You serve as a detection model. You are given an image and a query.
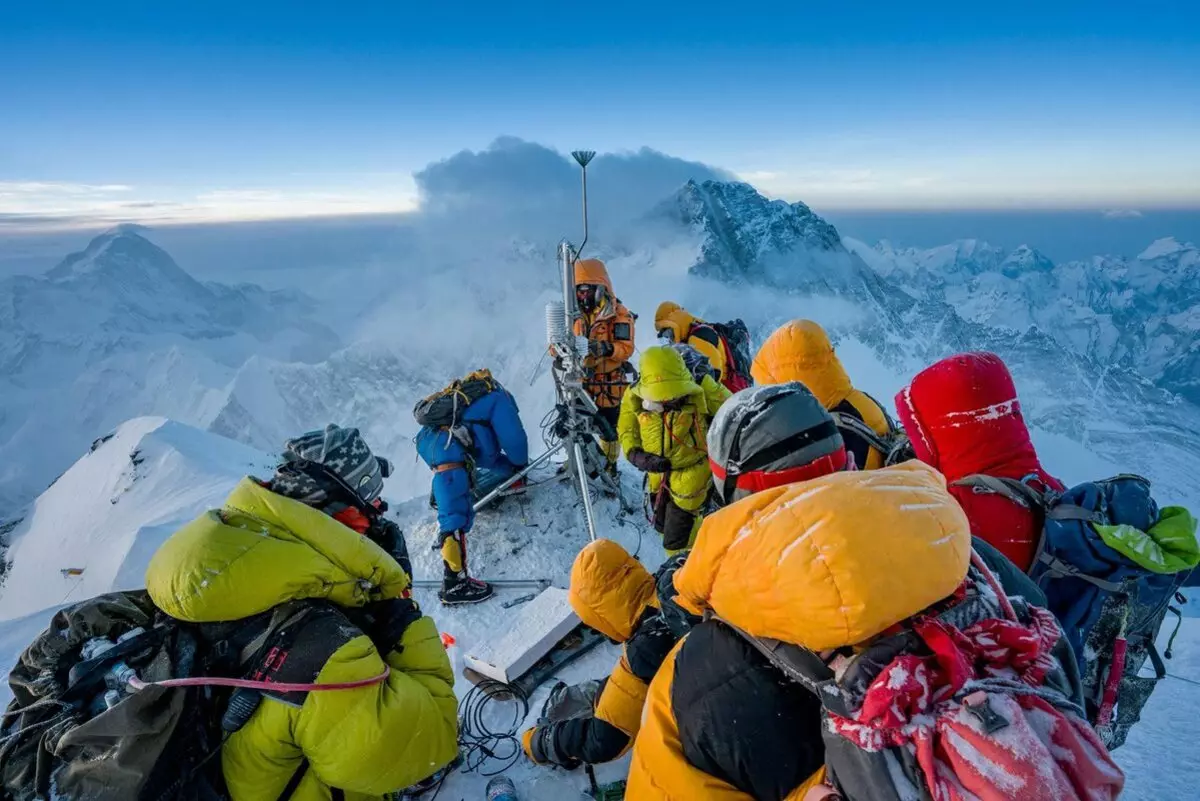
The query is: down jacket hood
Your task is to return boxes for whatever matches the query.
[634,345,704,404]
[674,462,972,650]
[896,351,1044,482]
[568,539,657,642]
[654,301,701,344]
[575,258,614,293]
[146,478,410,623]
[751,320,853,409]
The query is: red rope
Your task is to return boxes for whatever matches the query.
[970,549,1018,622]
[128,666,391,694]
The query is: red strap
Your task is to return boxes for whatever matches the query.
[709,448,847,493]
[131,666,391,694]
[1096,637,1128,727]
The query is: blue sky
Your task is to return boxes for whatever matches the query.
[2,1,1198,226]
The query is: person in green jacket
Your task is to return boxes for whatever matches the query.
[618,345,731,553]
[146,425,458,801]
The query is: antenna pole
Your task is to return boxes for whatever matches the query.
[571,150,596,259]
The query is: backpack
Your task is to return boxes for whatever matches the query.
[952,472,1200,749]
[721,555,1124,801]
[413,369,501,429]
[829,394,912,467]
[0,591,364,801]
[697,320,753,392]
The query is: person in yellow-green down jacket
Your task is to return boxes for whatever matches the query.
[145,425,458,801]
[619,345,731,552]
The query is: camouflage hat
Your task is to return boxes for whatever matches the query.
[273,424,390,507]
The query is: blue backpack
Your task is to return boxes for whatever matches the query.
[953,473,1199,750]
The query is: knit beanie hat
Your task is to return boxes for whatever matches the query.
[271,424,391,508]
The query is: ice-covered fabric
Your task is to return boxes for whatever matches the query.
[896,351,1064,570]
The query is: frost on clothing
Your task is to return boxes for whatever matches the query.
[896,351,1065,572]
[416,387,529,534]
[627,463,975,799]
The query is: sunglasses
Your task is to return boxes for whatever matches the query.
[658,328,676,342]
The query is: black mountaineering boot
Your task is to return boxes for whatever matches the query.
[439,562,494,606]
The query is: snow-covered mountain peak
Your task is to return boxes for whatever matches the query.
[1137,238,1199,275]
[1139,237,1188,261]
[45,227,200,292]
[669,179,845,257]
[0,232,342,512]
[655,179,898,298]
[1000,244,1056,278]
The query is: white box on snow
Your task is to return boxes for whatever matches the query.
[463,586,580,684]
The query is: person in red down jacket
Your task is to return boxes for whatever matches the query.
[895,351,1065,572]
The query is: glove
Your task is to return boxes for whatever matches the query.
[522,726,581,770]
[368,519,412,579]
[656,553,702,639]
[627,448,671,474]
[353,598,422,655]
[588,339,614,358]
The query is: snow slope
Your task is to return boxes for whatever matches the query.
[0,417,275,621]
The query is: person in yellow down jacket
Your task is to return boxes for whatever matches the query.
[752,319,895,469]
[521,539,679,768]
[626,463,974,800]
[145,425,458,801]
[619,346,731,553]
[655,301,728,387]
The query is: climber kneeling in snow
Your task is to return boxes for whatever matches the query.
[145,424,459,800]
[521,539,679,769]
[628,461,1120,801]
[618,345,730,553]
[753,319,899,469]
[415,370,529,604]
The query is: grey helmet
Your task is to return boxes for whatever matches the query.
[707,382,847,506]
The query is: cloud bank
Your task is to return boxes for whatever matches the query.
[414,136,732,238]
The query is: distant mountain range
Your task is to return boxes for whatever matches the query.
[2,184,1198,518]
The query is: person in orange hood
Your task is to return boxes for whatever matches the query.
[572,258,635,474]
[521,539,678,768]
[752,319,896,469]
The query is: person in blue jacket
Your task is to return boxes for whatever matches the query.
[416,385,529,604]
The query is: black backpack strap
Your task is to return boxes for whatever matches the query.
[1046,504,1109,524]
[830,411,892,455]
[707,613,833,693]
[952,474,1048,510]
[1036,553,1125,593]
[858,391,901,436]
[277,760,308,801]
